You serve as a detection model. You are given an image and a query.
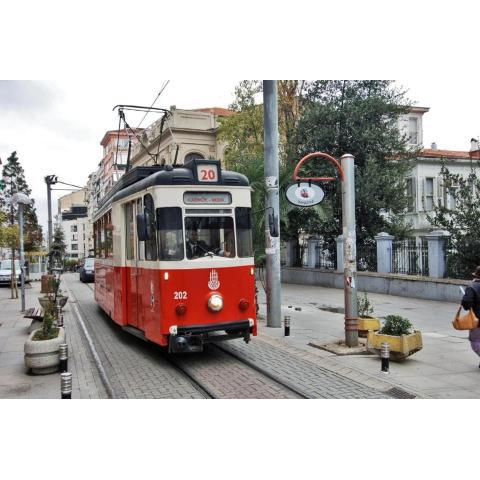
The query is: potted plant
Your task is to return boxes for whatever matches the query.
[357,292,381,337]
[366,315,422,361]
[24,297,66,374]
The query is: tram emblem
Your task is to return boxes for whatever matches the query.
[208,270,220,290]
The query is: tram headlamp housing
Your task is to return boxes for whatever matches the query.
[208,294,224,312]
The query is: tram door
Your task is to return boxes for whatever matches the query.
[125,200,140,328]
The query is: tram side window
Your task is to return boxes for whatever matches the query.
[105,211,113,258]
[100,217,106,258]
[136,199,144,261]
[125,202,135,260]
[143,194,157,261]
[156,207,184,261]
[235,207,253,257]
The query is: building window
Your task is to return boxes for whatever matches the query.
[424,178,434,211]
[184,152,205,163]
[71,225,77,232]
[406,178,415,212]
[71,244,78,251]
[408,117,418,145]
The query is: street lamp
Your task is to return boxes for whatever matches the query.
[11,192,33,313]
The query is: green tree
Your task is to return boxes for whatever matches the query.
[427,162,480,278]
[0,151,43,251]
[294,80,416,253]
[219,81,307,263]
[48,225,67,271]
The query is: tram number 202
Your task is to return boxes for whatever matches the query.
[174,291,188,300]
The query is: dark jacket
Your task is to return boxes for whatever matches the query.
[461,280,480,319]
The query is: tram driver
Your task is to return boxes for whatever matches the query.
[186,230,211,259]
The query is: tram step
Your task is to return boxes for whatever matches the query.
[122,326,147,341]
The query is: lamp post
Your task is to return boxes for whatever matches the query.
[11,192,33,312]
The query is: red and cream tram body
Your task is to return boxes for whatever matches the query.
[93,159,257,352]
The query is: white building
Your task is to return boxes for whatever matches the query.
[404,140,480,237]
[56,190,93,259]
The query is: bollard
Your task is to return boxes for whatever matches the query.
[59,344,68,373]
[60,372,72,399]
[57,312,64,327]
[284,315,291,336]
[380,342,390,373]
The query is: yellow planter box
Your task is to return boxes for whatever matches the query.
[366,330,422,361]
[357,317,381,338]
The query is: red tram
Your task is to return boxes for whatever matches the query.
[92,159,257,352]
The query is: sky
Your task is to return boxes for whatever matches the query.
[1,78,479,235]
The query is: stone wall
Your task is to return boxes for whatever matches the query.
[281,267,469,303]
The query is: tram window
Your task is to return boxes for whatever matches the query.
[235,207,253,258]
[156,207,184,261]
[125,202,135,260]
[136,199,144,261]
[143,194,157,261]
[184,216,235,259]
[105,211,113,258]
[100,217,106,258]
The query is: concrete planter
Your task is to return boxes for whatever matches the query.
[24,327,66,374]
[357,316,381,338]
[366,330,422,361]
[38,296,52,309]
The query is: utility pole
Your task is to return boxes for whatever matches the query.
[263,80,281,328]
[45,175,57,252]
[13,193,33,313]
[341,154,358,347]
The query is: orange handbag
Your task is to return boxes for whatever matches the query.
[452,307,479,330]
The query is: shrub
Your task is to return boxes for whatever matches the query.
[357,292,374,318]
[380,315,413,336]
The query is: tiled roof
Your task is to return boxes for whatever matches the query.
[420,149,475,160]
[193,107,235,116]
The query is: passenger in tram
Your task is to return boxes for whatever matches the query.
[218,230,235,257]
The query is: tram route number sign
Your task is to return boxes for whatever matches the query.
[197,164,219,182]
[285,182,325,207]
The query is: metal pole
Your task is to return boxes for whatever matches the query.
[381,342,390,373]
[263,80,281,328]
[45,176,53,252]
[341,154,358,347]
[60,372,72,399]
[19,203,26,312]
[284,315,290,336]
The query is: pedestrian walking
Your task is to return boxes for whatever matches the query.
[461,266,480,367]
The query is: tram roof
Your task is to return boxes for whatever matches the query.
[94,159,249,218]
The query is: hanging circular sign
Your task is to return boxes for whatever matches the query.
[285,182,325,207]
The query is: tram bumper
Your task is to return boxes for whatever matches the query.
[168,319,253,353]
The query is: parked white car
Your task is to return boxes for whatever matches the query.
[0,260,22,285]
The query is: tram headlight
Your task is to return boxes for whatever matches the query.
[208,294,224,312]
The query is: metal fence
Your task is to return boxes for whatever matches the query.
[391,238,429,276]
[315,243,337,270]
[444,238,471,279]
[356,242,377,272]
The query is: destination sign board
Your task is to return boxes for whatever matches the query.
[184,192,232,205]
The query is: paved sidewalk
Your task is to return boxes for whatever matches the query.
[256,281,480,399]
[0,281,106,399]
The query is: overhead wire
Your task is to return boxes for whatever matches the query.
[136,80,170,129]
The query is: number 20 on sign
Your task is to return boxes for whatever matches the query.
[197,164,218,182]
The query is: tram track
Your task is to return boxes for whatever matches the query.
[77,279,306,399]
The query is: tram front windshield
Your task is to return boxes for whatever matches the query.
[156,207,253,260]
[185,217,235,259]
